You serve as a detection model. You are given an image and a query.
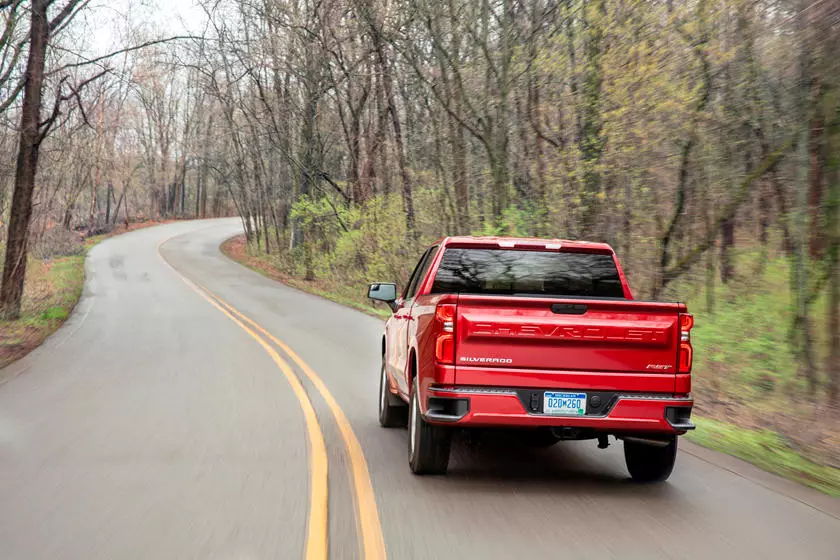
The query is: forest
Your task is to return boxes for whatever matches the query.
[0,0,838,473]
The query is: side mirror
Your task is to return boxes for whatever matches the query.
[368,282,398,312]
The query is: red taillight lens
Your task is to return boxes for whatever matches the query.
[435,303,456,364]
[435,334,455,364]
[678,313,694,373]
[679,343,693,373]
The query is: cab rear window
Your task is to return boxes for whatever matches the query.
[430,248,625,299]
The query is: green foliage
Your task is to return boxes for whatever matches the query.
[40,306,69,322]
[474,204,546,237]
[284,194,428,308]
[291,195,357,243]
[690,260,800,396]
[687,249,832,400]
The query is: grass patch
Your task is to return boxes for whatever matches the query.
[0,253,85,369]
[40,305,70,322]
[686,417,840,497]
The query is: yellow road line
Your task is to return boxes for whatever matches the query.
[199,285,387,560]
[159,251,328,560]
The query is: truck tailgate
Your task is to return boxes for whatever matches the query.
[454,295,684,384]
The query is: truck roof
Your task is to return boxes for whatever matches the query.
[433,236,615,253]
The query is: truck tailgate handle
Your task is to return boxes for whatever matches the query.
[550,303,588,315]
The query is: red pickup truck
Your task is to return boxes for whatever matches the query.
[368,236,694,481]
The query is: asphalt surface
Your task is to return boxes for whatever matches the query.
[1,218,838,559]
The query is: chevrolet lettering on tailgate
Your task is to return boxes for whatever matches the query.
[468,322,670,344]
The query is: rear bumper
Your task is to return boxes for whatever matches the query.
[425,386,694,434]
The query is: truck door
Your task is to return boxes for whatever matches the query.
[386,247,435,395]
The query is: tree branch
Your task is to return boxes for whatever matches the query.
[46,36,201,76]
[48,0,87,34]
[38,69,109,143]
[661,136,795,287]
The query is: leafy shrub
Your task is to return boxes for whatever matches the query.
[292,194,427,290]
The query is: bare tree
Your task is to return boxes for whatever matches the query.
[1,0,87,319]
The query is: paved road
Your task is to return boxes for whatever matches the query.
[1,219,838,559]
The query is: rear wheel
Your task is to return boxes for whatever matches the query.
[624,437,678,483]
[408,377,451,474]
[378,360,407,428]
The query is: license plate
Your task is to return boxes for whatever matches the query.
[543,392,587,416]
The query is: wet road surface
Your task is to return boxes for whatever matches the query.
[1,219,838,559]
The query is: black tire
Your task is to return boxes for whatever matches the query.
[522,428,561,448]
[624,437,678,483]
[378,360,407,428]
[408,377,451,474]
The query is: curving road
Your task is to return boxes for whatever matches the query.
[0,218,838,559]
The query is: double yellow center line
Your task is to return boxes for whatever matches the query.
[159,244,386,560]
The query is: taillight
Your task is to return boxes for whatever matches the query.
[435,303,456,364]
[679,313,694,373]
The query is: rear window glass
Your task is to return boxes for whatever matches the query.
[430,248,625,298]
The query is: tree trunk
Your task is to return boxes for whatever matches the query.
[195,179,201,218]
[169,181,177,215]
[829,257,839,408]
[362,8,415,230]
[105,182,113,225]
[296,77,318,255]
[63,204,73,230]
[792,0,818,394]
[808,79,824,259]
[826,133,839,409]
[371,71,389,196]
[123,181,131,228]
[0,0,49,319]
[199,113,213,218]
[212,185,222,218]
[201,178,208,218]
[578,0,606,239]
[528,58,547,235]
[493,0,511,224]
[623,177,632,262]
[720,216,735,283]
[349,104,365,202]
[448,8,469,234]
[758,183,770,246]
[86,102,105,236]
[88,180,99,233]
[514,84,531,204]
[380,56,415,232]
[113,191,124,226]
